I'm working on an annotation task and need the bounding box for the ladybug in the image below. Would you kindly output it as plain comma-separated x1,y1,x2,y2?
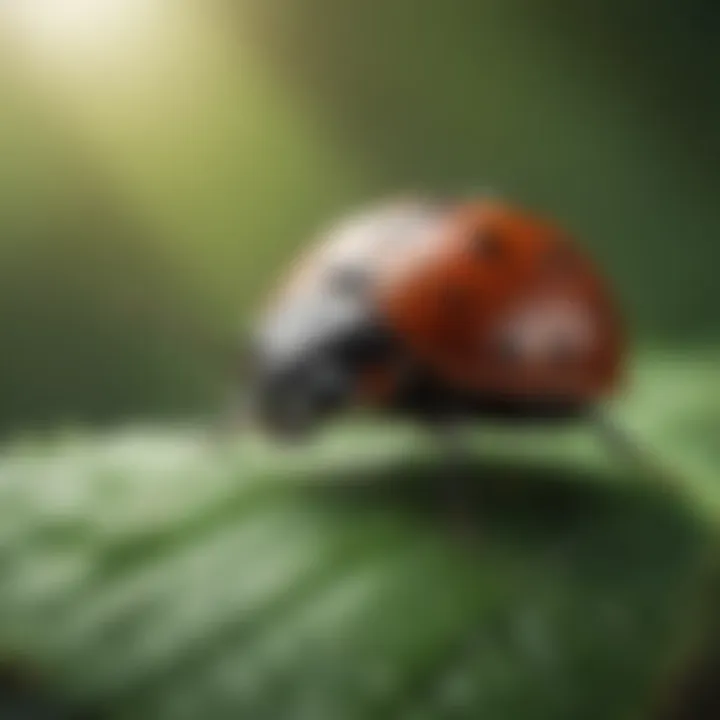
241,196,624,440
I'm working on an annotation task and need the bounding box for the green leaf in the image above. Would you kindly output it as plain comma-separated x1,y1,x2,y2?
0,350,717,719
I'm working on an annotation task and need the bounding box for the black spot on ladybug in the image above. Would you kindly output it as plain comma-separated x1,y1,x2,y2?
470,227,504,261
338,320,397,365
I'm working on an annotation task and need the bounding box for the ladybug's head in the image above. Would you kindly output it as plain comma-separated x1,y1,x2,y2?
243,280,392,440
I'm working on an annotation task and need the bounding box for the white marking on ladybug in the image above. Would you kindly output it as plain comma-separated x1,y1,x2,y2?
497,297,596,363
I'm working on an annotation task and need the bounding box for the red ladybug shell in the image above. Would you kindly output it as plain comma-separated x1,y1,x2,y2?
374,199,624,405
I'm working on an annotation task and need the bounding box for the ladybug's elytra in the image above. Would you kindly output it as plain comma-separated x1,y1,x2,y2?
244,197,625,439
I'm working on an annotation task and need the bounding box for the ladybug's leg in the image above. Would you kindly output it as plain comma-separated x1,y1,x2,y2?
429,419,479,535
591,408,685,499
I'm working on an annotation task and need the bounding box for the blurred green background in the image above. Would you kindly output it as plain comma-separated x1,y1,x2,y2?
0,3,718,718
0,0,718,434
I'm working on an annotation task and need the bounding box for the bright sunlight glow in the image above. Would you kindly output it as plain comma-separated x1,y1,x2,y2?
1,0,148,59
